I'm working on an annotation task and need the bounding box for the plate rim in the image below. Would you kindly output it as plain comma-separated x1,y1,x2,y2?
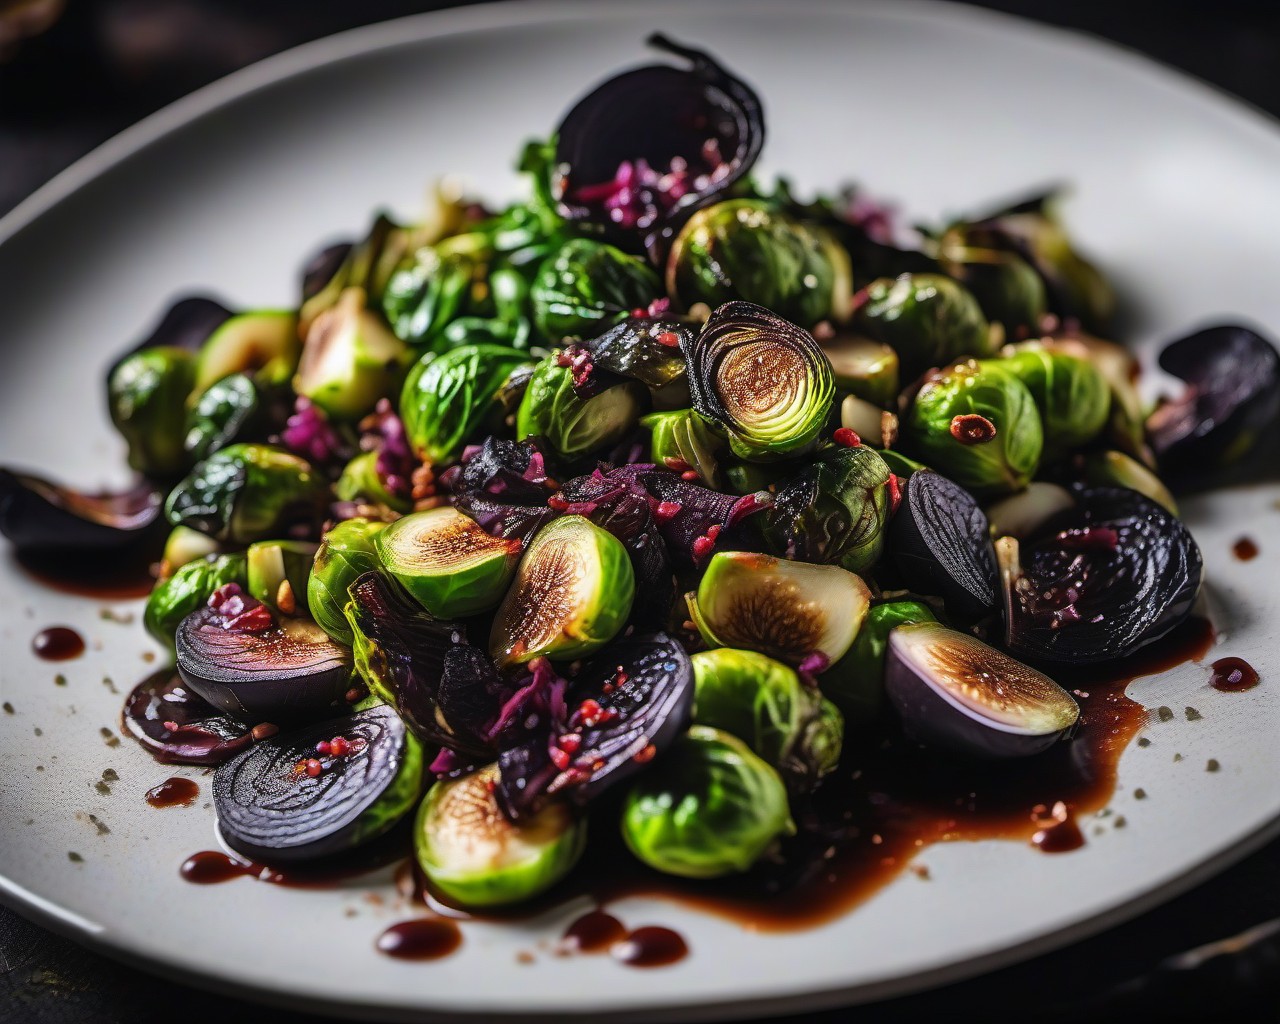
3,1,1280,1019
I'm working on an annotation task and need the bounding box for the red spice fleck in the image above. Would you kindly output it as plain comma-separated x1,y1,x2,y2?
885,473,903,515
692,536,715,561
558,733,582,754
634,744,657,764
549,747,571,771
330,736,351,757
949,414,997,445
547,494,571,512
704,524,721,542
833,427,861,448
578,699,602,720
315,740,332,756
654,501,682,523
304,759,323,778
663,457,691,473
656,331,681,348
681,470,700,482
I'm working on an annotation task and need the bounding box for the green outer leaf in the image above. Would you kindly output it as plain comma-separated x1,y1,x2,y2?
641,408,726,488
414,764,587,907
821,601,936,725
902,361,1043,497
691,649,843,788
183,372,264,463
530,238,661,342
307,518,387,645
351,723,425,846
400,344,532,465
163,443,329,544
515,357,645,465
667,200,842,327
333,451,413,514
382,231,494,350
143,552,247,651
107,346,197,476
854,273,993,377
995,347,1110,462
620,726,793,879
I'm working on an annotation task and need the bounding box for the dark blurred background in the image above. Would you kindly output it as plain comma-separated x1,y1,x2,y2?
2,1,1279,1022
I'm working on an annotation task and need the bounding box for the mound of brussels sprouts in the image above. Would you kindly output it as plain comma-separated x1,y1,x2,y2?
7,33,1277,917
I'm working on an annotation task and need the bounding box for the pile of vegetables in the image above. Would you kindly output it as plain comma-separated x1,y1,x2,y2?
3,35,1277,910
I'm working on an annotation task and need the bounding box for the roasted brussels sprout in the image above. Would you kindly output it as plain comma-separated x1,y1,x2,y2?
531,239,661,343
515,355,646,465
143,552,247,649
307,518,387,645
854,273,994,378
193,310,299,395
376,507,522,618
575,316,694,407
183,371,275,460
163,443,330,544
902,360,1043,496
381,230,495,351
642,408,726,488
333,451,413,514
215,703,424,861
761,443,891,573
294,287,408,420
999,344,1109,462
553,33,764,256
489,515,635,667
415,764,586,907
1077,451,1177,514
822,600,937,725
683,301,835,461
886,621,1080,758
620,726,792,879
400,344,532,465
820,333,900,408
107,347,197,477
246,540,316,615
691,648,843,790
687,551,870,665
666,200,851,327
160,525,223,577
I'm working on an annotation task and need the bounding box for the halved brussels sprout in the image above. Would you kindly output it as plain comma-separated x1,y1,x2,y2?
246,540,317,616
620,726,792,879
164,443,330,544
193,310,300,395
143,552,247,649
820,333,900,408
998,344,1109,462
307,518,387,645
214,703,424,861
691,648,843,791
666,200,851,327
902,360,1043,497
515,356,646,465
686,551,870,665
683,301,835,461
641,408,726,488
294,287,407,420
489,515,635,667
854,273,994,378
761,444,891,573
107,347,197,477
400,344,532,465
415,763,586,908
552,33,764,255
376,507,522,618
822,600,937,726
885,621,1080,758
531,238,661,342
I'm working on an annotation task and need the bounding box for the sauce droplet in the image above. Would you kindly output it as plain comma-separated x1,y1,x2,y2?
1209,657,1260,692
611,926,689,967
560,910,627,954
180,850,261,884
1029,802,1085,853
145,777,199,808
33,626,85,661
376,918,462,960
1232,536,1259,561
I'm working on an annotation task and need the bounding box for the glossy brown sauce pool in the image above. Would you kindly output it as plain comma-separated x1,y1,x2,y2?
17,550,156,600
376,918,462,961
610,927,689,967
32,626,85,660
560,910,627,953
180,851,268,884
1232,536,1259,561
145,777,199,808
1030,803,1086,853
1210,657,1260,692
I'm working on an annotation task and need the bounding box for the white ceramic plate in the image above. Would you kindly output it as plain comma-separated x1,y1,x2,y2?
1,2,1278,1020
